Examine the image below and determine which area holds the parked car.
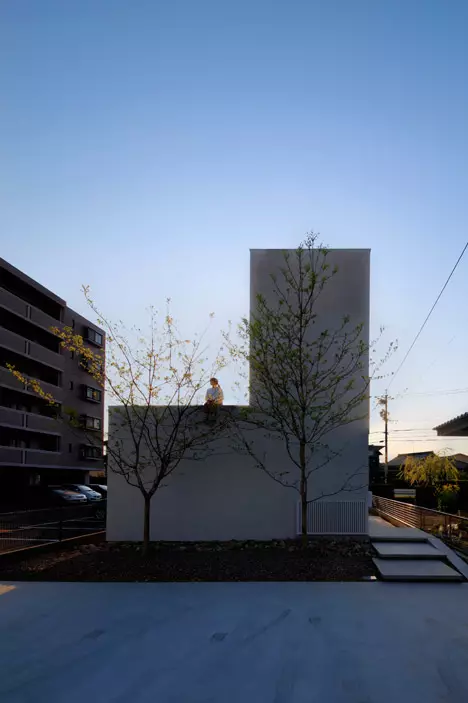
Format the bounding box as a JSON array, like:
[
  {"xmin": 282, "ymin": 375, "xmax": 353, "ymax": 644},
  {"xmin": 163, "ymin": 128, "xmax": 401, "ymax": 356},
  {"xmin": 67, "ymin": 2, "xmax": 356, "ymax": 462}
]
[
  {"xmin": 89, "ymin": 484, "xmax": 107, "ymax": 497},
  {"xmin": 61, "ymin": 484, "xmax": 102, "ymax": 502},
  {"xmin": 22, "ymin": 486, "xmax": 88, "ymax": 508}
]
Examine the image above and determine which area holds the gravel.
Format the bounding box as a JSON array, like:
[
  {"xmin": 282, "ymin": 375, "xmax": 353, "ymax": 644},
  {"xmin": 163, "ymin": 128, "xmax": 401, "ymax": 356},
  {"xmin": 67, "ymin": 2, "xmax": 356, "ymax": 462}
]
[{"xmin": 0, "ymin": 538, "xmax": 377, "ymax": 582}]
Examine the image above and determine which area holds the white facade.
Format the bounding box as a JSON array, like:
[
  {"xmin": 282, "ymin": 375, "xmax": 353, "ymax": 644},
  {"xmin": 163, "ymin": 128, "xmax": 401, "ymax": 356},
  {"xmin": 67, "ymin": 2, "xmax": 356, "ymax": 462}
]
[{"xmin": 107, "ymin": 248, "xmax": 370, "ymax": 541}]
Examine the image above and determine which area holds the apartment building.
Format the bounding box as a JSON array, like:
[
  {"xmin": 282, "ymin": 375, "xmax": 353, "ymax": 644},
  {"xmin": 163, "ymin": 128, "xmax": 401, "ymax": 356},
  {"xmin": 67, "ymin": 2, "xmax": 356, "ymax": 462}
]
[{"xmin": 0, "ymin": 258, "xmax": 105, "ymax": 498}]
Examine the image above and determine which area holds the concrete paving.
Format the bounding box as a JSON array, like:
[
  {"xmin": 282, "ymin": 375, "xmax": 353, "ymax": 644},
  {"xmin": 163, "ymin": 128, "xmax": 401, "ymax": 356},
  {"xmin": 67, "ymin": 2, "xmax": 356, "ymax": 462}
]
[
  {"xmin": 373, "ymin": 558, "xmax": 464, "ymax": 582},
  {"xmin": 1, "ymin": 581, "xmax": 468, "ymax": 703},
  {"xmin": 373, "ymin": 541, "xmax": 442, "ymax": 559}
]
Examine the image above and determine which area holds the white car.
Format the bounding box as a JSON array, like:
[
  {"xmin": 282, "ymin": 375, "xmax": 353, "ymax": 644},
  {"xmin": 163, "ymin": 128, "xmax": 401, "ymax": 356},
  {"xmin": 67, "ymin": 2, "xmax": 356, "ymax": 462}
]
[{"xmin": 61, "ymin": 484, "xmax": 102, "ymax": 502}]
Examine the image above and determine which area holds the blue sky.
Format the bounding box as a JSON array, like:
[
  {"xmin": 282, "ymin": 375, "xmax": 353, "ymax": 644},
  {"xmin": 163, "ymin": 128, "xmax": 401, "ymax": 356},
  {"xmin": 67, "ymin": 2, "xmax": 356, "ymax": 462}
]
[{"xmin": 1, "ymin": 0, "xmax": 468, "ymax": 458}]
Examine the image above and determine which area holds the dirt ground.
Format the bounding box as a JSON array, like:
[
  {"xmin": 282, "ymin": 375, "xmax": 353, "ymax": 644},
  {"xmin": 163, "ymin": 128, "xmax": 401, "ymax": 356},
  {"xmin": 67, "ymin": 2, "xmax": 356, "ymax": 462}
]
[{"xmin": 0, "ymin": 537, "xmax": 377, "ymax": 582}]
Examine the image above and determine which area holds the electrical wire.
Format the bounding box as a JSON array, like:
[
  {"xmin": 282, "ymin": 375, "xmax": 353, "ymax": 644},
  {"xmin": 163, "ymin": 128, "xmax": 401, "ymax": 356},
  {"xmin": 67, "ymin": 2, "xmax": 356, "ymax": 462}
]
[
  {"xmin": 370, "ymin": 427, "xmax": 437, "ymax": 433},
  {"xmin": 388, "ymin": 437, "xmax": 468, "ymax": 442},
  {"xmin": 398, "ymin": 388, "xmax": 468, "ymax": 398},
  {"xmin": 387, "ymin": 240, "xmax": 468, "ymax": 391}
]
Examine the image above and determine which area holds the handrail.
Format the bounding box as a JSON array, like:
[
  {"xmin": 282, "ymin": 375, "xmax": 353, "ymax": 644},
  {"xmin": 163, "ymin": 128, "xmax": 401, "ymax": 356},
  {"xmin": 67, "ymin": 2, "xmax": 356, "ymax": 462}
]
[
  {"xmin": 373, "ymin": 495, "xmax": 468, "ymax": 523},
  {"xmin": 373, "ymin": 495, "xmax": 468, "ymax": 554}
]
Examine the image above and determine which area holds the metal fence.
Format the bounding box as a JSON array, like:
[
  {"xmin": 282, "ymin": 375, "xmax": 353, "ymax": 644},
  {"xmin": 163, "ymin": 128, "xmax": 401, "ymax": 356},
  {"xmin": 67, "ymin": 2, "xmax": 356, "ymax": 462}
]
[
  {"xmin": 0, "ymin": 502, "xmax": 106, "ymax": 554},
  {"xmin": 373, "ymin": 495, "xmax": 468, "ymax": 552}
]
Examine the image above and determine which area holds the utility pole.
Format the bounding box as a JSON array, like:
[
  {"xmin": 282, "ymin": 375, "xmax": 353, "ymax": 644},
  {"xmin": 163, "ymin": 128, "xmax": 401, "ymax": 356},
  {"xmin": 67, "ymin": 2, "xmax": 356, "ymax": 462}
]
[
  {"xmin": 383, "ymin": 393, "xmax": 388, "ymax": 484},
  {"xmin": 377, "ymin": 393, "xmax": 389, "ymax": 484}
]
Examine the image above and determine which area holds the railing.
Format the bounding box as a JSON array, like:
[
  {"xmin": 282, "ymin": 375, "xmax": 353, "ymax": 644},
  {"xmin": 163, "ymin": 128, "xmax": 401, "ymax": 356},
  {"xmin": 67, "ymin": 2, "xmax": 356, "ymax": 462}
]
[
  {"xmin": 0, "ymin": 502, "xmax": 106, "ymax": 554},
  {"xmin": 373, "ymin": 495, "xmax": 468, "ymax": 552}
]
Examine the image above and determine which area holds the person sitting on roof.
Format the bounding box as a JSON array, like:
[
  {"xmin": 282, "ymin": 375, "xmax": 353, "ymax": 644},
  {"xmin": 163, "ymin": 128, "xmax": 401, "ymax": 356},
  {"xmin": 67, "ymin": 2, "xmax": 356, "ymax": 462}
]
[{"xmin": 204, "ymin": 377, "xmax": 224, "ymax": 413}]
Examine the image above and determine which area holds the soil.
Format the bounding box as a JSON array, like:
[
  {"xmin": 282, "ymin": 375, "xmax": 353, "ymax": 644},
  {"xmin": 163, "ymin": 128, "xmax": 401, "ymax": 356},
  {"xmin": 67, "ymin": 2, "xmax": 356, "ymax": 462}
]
[{"xmin": 0, "ymin": 538, "xmax": 377, "ymax": 582}]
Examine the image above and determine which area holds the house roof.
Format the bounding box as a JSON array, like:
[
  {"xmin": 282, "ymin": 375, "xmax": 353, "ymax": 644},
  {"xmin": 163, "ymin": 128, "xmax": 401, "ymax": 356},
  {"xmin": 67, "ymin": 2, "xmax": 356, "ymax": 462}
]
[
  {"xmin": 434, "ymin": 412, "xmax": 468, "ymax": 436},
  {"xmin": 387, "ymin": 451, "xmax": 434, "ymax": 467},
  {"xmin": 387, "ymin": 451, "xmax": 468, "ymax": 470}
]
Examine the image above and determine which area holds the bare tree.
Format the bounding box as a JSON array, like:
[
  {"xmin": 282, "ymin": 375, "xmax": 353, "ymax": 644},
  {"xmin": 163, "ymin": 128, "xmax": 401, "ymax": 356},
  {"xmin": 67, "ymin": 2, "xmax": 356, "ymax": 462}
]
[
  {"xmin": 225, "ymin": 234, "xmax": 394, "ymax": 541},
  {"xmin": 9, "ymin": 288, "xmax": 228, "ymax": 554}
]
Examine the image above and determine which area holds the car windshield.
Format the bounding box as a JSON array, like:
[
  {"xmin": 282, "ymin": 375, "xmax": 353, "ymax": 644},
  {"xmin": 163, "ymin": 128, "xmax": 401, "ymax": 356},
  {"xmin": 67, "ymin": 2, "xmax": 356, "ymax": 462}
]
[{"xmin": 70, "ymin": 485, "xmax": 92, "ymax": 491}]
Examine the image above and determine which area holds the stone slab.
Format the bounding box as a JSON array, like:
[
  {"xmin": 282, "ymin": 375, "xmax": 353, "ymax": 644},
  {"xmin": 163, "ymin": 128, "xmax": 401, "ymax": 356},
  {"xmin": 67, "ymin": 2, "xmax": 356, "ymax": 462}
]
[
  {"xmin": 369, "ymin": 516, "xmax": 428, "ymax": 542},
  {"xmin": 373, "ymin": 541, "xmax": 442, "ymax": 559},
  {"xmin": 427, "ymin": 536, "xmax": 468, "ymax": 581},
  {"xmin": 373, "ymin": 558, "xmax": 464, "ymax": 582}
]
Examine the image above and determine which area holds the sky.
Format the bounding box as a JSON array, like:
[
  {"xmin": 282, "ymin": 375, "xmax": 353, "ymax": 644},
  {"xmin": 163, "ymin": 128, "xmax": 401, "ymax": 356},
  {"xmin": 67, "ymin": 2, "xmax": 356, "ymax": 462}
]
[{"xmin": 1, "ymin": 0, "xmax": 468, "ymax": 459}]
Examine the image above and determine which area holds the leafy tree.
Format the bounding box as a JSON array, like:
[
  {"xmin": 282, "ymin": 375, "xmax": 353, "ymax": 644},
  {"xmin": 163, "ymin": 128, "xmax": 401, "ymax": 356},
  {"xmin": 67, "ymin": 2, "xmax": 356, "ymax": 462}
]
[
  {"xmin": 225, "ymin": 234, "xmax": 390, "ymax": 540},
  {"xmin": 399, "ymin": 453, "xmax": 460, "ymax": 511},
  {"xmin": 8, "ymin": 287, "xmax": 228, "ymax": 554}
]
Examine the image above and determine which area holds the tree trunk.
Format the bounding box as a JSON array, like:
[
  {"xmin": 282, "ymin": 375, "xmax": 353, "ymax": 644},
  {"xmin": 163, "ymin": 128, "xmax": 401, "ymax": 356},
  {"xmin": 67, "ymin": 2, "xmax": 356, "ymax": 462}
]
[
  {"xmin": 300, "ymin": 442, "xmax": 307, "ymax": 545},
  {"xmin": 143, "ymin": 494, "xmax": 151, "ymax": 556}
]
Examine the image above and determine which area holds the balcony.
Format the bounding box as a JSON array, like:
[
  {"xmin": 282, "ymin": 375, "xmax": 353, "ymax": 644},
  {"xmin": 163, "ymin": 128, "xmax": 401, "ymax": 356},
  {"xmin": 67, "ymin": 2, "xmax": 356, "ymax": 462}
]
[
  {"xmin": 25, "ymin": 413, "xmax": 61, "ymax": 434},
  {"xmin": 0, "ymin": 286, "xmax": 62, "ymax": 329},
  {"xmin": 0, "ymin": 446, "xmax": 63, "ymax": 467},
  {"xmin": 0, "ymin": 406, "xmax": 23, "ymax": 428},
  {"xmin": 0, "ymin": 367, "xmax": 63, "ymax": 402},
  {"xmin": 0, "ymin": 327, "xmax": 25, "ymax": 355},
  {"xmin": 23, "ymin": 449, "xmax": 63, "ymax": 467},
  {"xmin": 0, "ymin": 366, "xmax": 24, "ymax": 393},
  {"xmin": 0, "ymin": 407, "xmax": 60, "ymax": 434},
  {"xmin": 0, "ymin": 327, "xmax": 64, "ymax": 370},
  {"xmin": 0, "ymin": 446, "xmax": 24, "ymax": 464},
  {"xmin": 1, "ymin": 306, "xmax": 60, "ymax": 353},
  {"xmin": 0, "ymin": 287, "xmax": 28, "ymax": 318},
  {"xmin": 30, "ymin": 341, "xmax": 63, "ymax": 369}
]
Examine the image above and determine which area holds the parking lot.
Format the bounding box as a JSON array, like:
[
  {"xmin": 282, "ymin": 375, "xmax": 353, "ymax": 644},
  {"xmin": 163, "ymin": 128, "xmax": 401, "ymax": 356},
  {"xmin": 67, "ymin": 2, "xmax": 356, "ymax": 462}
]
[{"xmin": 0, "ymin": 503, "xmax": 106, "ymax": 553}]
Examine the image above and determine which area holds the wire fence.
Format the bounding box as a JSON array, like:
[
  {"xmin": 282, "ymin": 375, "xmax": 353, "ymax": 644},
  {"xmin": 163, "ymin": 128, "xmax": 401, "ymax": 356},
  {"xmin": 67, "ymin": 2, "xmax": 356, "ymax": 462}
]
[{"xmin": 0, "ymin": 502, "xmax": 106, "ymax": 554}]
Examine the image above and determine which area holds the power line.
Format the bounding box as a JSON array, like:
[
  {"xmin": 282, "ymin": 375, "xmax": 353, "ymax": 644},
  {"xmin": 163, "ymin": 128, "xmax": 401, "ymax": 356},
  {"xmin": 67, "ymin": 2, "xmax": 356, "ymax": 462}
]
[
  {"xmin": 370, "ymin": 387, "xmax": 468, "ymax": 397},
  {"xmin": 389, "ymin": 437, "xmax": 468, "ymax": 442},
  {"xmin": 400, "ymin": 388, "xmax": 468, "ymax": 397},
  {"xmin": 387, "ymin": 240, "xmax": 468, "ymax": 391},
  {"xmin": 398, "ymin": 388, "xmax": 468, "ymax": 397},
  {"xmin": 370, "ymin": 428, "xmax": 435, "ymax": 433}
]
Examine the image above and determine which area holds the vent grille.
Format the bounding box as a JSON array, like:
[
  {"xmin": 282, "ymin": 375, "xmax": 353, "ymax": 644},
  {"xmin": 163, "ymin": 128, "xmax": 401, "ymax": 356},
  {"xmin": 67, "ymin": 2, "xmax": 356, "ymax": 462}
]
[{"xmin": 297, "ymin": 501, "xmax": 367, "ymax": 535}]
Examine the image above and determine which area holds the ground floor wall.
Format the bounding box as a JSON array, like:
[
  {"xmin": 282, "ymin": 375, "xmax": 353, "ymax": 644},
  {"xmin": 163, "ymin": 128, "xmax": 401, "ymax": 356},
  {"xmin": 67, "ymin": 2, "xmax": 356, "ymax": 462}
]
[{"xmin": 107, "ymin": 410, "xmax": 369, "ymax": 542}]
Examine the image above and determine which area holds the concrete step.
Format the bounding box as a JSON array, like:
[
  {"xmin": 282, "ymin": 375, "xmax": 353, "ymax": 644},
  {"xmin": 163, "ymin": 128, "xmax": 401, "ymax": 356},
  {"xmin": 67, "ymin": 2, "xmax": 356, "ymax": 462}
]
[
  {"xmin": 370, "ymin": 528, "xmax": 429, "ymax": 542},
  {"xmin": 373, "ymin": 558, "xmax": 464, "ymax": 582},
  {"xmin": 373, "ymin": 541, "xmax": 442, "ymax": 560}
]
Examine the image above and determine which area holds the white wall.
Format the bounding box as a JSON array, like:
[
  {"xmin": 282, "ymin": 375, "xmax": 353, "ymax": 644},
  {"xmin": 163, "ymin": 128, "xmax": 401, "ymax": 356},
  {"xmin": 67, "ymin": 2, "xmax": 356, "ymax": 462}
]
[
  {"xmin": 107, "ymin": 248, "xmax": 370, "ymax": 541},
  {"xmin": 107, "ymin": 406, "xmax": 369, "ymax": 541}
]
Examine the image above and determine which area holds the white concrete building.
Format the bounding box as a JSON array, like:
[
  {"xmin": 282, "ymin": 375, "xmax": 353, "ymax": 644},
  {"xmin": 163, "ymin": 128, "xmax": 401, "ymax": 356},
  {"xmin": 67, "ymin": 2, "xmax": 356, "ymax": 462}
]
[{"xmin": 107, "ymin": 248, "xmax": 370, "ymax": 541}]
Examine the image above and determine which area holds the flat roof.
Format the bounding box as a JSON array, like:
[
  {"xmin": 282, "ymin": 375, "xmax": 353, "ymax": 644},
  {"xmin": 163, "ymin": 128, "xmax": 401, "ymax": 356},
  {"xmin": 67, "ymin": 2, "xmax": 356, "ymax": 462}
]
[{"xmin": 0, "ymin": 257, "xmax": 66, "ymax": 306}]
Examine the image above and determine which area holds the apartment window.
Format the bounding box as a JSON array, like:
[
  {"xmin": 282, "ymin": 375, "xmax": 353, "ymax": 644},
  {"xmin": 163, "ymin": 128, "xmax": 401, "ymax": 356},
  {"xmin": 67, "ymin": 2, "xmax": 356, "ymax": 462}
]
[
  {"xmin": 68, "ymin": 443, "xmax": 73, "ymax": 453},
  {"xmin": 81, "ymin": 445, "xmax": 102, "ymax": 460},
  {"xmin": 70, "ymin": 350, "xmax": 75, "ymax": 360},
  {"xmin": 80, "ymin": 355, "xmax": 103, "ymax": 374},
  {"xmin": 84, "ymin": 416, "xmax": 102, "ymax": 431},
  {"xmin": 84, "ymin": 386, "xmax": 102, "ymax": 403},
  {"xmin": 86, "ymin": 327, "xmax": 103, "ymax": 347},
  {"xmin": 69, "ymin": 381, "xmax": 74, "ymax": 391},
  {"xmin": 72, "ymin": 319, "xmax": 75, "ymax": 329}
]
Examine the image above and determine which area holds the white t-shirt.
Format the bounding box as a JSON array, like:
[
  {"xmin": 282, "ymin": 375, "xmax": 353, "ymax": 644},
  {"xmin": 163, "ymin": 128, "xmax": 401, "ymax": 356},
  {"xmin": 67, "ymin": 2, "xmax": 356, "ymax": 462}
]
[{"xmin": 205, "ymin": 386, "xmax": 224, "ymax": 404}]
